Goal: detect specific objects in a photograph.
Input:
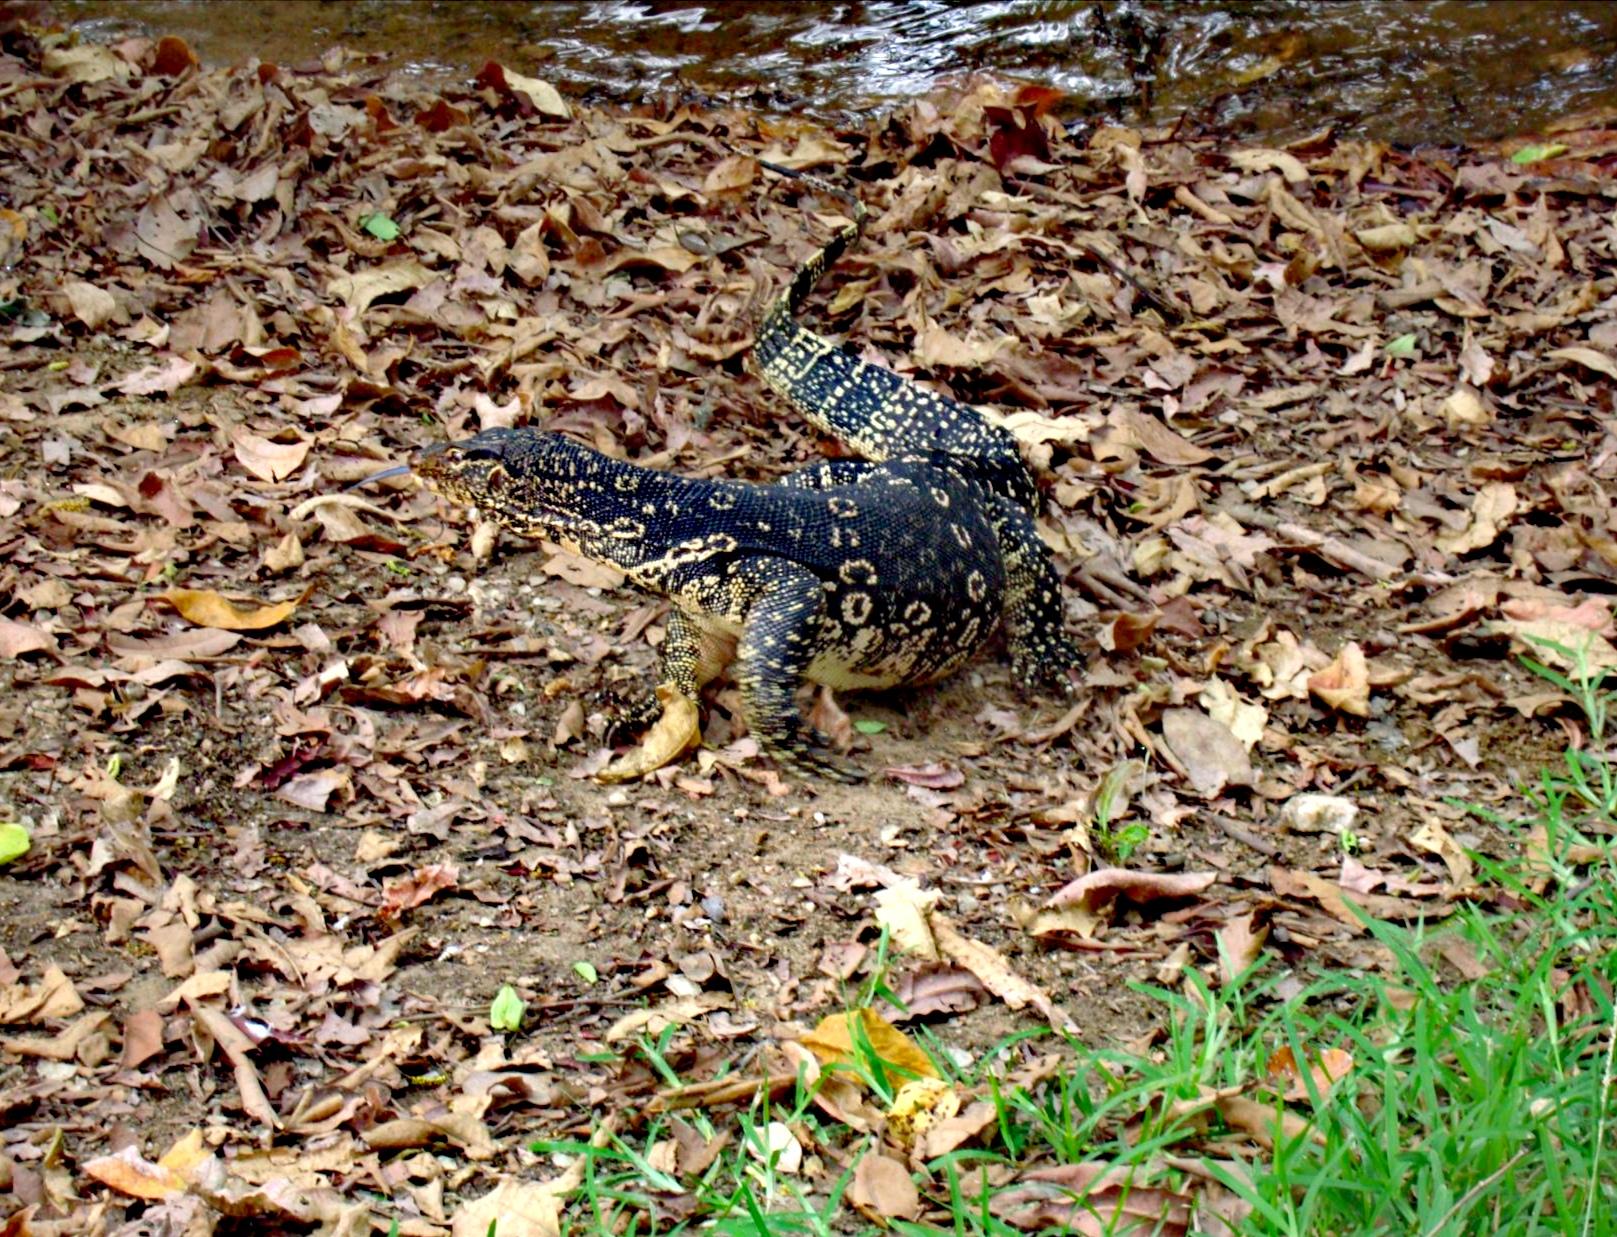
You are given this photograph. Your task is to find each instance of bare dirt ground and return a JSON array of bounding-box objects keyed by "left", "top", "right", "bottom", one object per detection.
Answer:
[{"left": 2, "top": 18, "right": 1615, "bottom": 1235}]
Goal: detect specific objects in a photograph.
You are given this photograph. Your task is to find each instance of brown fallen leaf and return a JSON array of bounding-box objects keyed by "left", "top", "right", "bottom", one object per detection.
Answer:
[
  {"left": 276, "top": 767, "right": 351, "bottom": 813},
  {"left": 1215, "top": 1093, "right": 1320, "bottom": 1150},
  {"left": 161, "top": 587, "right": 307, "bottom": 631},
  {"left": 703, "top": 154, "right": 757, "bottom": 194},
  {"left": 474, "top": 60, "right": 570, "bottom": 119},
  {"left": 1160, "top": 708, "right": 1253, "bottom": 797},
  {"left": 1110, "top": 407, "right": 1214, "bottom": 466},
  {"left": 1547, "top": 345, "right": 1617, "bottom": 381},
  {"left": 1489, "top": 617, "right": 1617, "bottom": 673},
  {"left": 1435, "top": 482, "right": 1517, "bottom": 556},
  {"left": 1410, "top": 820, "right": 1474, "bottom": 886},
  {"left": 114, "top": 354, "right": 197, "bottom": 395},
  {"left": 1216, "top": 910, "right": 1270, "bottom": 983},
  {"left": 379, "top": 863, "right": 460, "bottom": 919},
  {"left": 0, "top": 618, "right": 55, "bottom": 659},
  {"left": 0, "top": 1009, "right": 112, "bottom": 1060},
  {"left": 63, "top": 280, "right": 119, "bottom": 328},
  {"left": 0, "top": 964, "right": 84, "bottom": 1022},
  {"left": 451, "top": 1179, "right": 564, "bottom": 1237},
  {"left": 328, "top": 260, "right": 435, "bottom": 314},
  {"left": 991, "top": 1162, "right": 1194, "bottom": 1235},
  {"left": 933, "top": 914, "right": 1076, "bottom": 1036},
  {"left": 81, "top": 1145, "right": 187, "bottom": 1201},
  {"left": 848, "top": 1151, "right": 921, "bottom": 1221}
]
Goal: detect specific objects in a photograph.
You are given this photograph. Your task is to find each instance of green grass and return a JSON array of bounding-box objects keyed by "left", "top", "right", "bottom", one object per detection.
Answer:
[{"left": 529, "top": 659, "right": 1617, "bottom": 1236}]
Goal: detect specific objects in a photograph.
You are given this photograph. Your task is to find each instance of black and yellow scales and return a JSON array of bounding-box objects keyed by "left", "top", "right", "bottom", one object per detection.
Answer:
[{"left": 411, "top": 162, "right": 1083, "bottom": 782}]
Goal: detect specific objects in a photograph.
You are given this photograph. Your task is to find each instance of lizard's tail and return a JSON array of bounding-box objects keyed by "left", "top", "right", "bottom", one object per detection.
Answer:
[{"left": 753, "top": 158, "right": 869, "bottom": 324}]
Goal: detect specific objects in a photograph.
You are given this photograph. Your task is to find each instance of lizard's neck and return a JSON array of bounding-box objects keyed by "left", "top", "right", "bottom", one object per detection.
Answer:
[{"left": 488, "top": 439, "right": 723, "bottom": 576}]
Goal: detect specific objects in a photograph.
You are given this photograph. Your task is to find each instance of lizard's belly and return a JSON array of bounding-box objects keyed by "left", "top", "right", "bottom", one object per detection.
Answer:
[{"left": 805, "top": 602, "right": 997, "bottom": 690}]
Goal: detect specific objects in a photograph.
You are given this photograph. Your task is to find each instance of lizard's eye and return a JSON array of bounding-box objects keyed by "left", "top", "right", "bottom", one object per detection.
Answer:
[{"left": 461, "top": 443, "right": 504, "bottom": 461}]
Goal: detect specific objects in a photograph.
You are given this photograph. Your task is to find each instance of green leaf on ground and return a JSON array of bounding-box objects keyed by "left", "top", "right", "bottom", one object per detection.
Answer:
[
  {"left": 854, "top": 719, "right": 887, "bottom": 735},
  {"left": 489, "top": 984, "right": 526, "bottom": 1031},
  {"left": 361, "top": 212, "right": 401, "bottom": 240},
  {"left": 1510, "top": 143, "right": 1567, "bottom": 164},
  {"left": 0, "top": 823, "right": 29, "bottom": 865},
  {"left": 1385, "top": 333, "right": 1418, "bottom": 358}
]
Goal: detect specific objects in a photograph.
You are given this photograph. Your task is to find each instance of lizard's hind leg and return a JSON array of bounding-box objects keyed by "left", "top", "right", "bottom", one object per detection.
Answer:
[{"left": 731, "top": 558, "right": 868, "bottom": 784}]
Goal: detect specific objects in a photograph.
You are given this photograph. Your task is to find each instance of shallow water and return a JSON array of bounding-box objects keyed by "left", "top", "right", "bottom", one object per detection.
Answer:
[{"left": 58, "top": 0, "right": 1617, "bottom": 144}]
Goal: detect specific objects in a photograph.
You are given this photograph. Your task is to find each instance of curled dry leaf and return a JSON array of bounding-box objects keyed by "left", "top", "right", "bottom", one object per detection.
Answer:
[
  {"left": 63, "top": 280, "right": 119, "bottom": 328},
  {"left": 597, "top": 684, "right": 701, "bottom": 783},
  {"left": 114, "top": 355, "right": 197, "bottom": 396},
  {"left": 328, "top": 260, "right": 434, "bottom": 314},
  {"left": 0, "top": 964, "right": 83, "bottom": 1023},
  {"left": 81, "top": 1146, "right": 187, "bottom": 1201},
  {"left": 1048, "top": 868, "right": 1218, "bottom": 913},
  {"left": 1435, "top": 482, "right": 1517, "bottom": 556},
  {"left": 1266, "top": 1045, "right": 1354, "bottom": 1102},
  {"left": 1410, "top": 820, "right": 1474, "bottom": 885},
  {"left": 1199, "top": 679, "right": 1267, "bottom": 749},
  {"left": 163, "top": 587, "right": 306, "bottom": 631},
  {"left": 275, "top": 767, "right": 351, "bottom": 813},
  {"left": 1547, "top": 345, "right": 1617, "bottom": 380},
  {"left": 379, "top": 863, "right": 461, "bottom": 919},
  {"left": 1307, "top": 641, "right": 1370, "bottom": 716},
  {"left": 1216, "top": 910, "right": 1270, "bottom": 983},
  {"left": 233, "top": 429, "right": 311, "bottom": 483},
  {"left": 474, "top": 60, "right": 571, "bottom": 119}
]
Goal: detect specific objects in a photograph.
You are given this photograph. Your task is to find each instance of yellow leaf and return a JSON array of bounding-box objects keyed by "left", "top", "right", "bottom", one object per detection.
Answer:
[
  {"left": 884, "top": 1077, "right": 959, "bottom": 1153},
  {"left": 82, "top": 1146, "right": 186, "bottom": 1200},
  {"left": 158, "top": 1127, "right": 209, "bottom": 1178},
  {"left": 598, "top": 684, "right": 700, "bottom": 783},
  {"left": 162, "top": 588, "right": 306, "bottom": 631},
  {"left": 500, "top": 67, "right": 570, "bottom": 119},
  {"left": 800, "top": 1008, "right": 938, "bottom": 1080}
]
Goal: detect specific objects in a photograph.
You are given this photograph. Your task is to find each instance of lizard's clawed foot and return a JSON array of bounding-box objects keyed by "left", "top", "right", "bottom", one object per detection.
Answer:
[
  {"left": 598, "top": 688, "right": 661, "bottom": 744},
  {"left": 597, "top": 685, "right": 702, "bottom": 784},
  {"left": 1011, "top": 633, "right": 1083, "bottom": 698}
]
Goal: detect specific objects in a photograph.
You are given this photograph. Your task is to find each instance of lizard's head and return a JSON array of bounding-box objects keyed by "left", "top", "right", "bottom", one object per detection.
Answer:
[
  {"left": 413, "top": 427, "right": 529, "bottom": 510},
  {"left": 413, "top": 427, "right": 617, "bottom": 540}
]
